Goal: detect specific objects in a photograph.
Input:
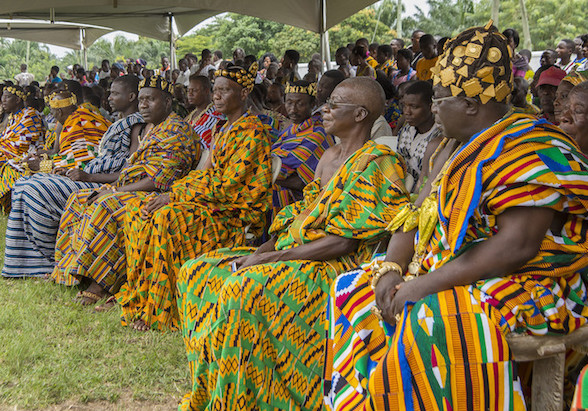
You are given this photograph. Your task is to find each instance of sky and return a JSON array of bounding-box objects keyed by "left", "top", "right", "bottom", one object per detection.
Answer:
[{"left": 46, "top": 0, "right": 431, "bottom": 58}]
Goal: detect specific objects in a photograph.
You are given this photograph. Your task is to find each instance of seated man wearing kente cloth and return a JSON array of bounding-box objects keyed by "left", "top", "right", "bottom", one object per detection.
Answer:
[
  {"left": 51, "top": 76, "right": 200, "bottom": 306},
  {"left": 116, "top": 64, "right": 272, "bottom": 332},
  {"left": 1, "top": 75, "right": 144, "bottom": 279},
  {"left": 175, "top": 77, "right": 409, "bottom": 410},
  {"left": 324, "top": 23, "right": 588, "bottom": 411},
  {"left": 271, "top": 80, "right": 335, "bottom": 216},
  {"left": 184, "top": 74, "right": 224, "bottom": 150},
  {"left": 0, "top": 85, "right": 45, "bottom": 210}
]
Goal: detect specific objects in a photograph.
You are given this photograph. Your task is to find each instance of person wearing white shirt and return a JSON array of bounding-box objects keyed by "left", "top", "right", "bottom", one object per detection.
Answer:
[
  {"left": 14, "top": 64, "right": 34, "bottom": 87},
  {"left": 176, "top": 59, "right": 191, "bottom": 87}
]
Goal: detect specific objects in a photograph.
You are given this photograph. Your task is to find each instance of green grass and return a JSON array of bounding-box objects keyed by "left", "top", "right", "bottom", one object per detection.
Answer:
[{"left": 0, "top": 215, "right": 190, "bottom": 410}]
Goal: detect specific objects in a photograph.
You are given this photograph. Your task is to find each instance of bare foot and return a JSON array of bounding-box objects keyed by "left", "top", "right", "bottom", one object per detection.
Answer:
[{"left": 131, "top": 319, "right": 150, "bottom": 332}]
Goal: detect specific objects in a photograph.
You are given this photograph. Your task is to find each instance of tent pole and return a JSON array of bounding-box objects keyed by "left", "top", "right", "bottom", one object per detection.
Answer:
[
  {"left": 169, "top": 13, "right": 177, "bottom": 70},
  {"left": 320, "top": 0, "right": 331, "bottom": 70},
  {"left": 81, "top": 28, "right": 88, "bottom": 69}
]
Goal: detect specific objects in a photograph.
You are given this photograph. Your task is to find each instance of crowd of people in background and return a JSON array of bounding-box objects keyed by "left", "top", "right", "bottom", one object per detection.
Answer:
[{"left": 1, "top": 20, "right": 588, "bottom": 411}]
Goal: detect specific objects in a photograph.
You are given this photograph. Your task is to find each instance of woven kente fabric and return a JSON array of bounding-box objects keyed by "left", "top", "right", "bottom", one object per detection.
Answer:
[
  {"left": 176, "top": 140, "right": 408, "bottom": 410},
  {"left": 115, "top": 111, "right": 272, "bottom": 332},
  {"left": 271, "top": 111, "right": 335, "bottom": 217},
  {"left": 1, "top": 112, "right": 143, "bottom": 278},
  {"left": 324, "top": 111, "right": 588, "bottom": 410},
  {"left": 50, "top": 112, "right": 200, "bottom": 289}
]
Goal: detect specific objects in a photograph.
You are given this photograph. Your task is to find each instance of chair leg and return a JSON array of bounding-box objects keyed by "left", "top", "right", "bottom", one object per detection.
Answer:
[{"left": 531, "top": 352, "right": 565, "bottom": 411}]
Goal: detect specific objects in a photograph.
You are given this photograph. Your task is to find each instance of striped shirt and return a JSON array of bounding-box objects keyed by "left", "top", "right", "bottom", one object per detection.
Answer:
[{"left": 84, "top": 112, "right": 144, "bottom": 174}]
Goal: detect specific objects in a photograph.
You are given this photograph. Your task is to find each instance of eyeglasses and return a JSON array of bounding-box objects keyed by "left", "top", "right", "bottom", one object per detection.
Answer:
[
  {"left": 324, "top": 97, "right": 366, "bottom": 110},
  {"left": 431, "top": 95, "right": 457, "bottom": 105}
]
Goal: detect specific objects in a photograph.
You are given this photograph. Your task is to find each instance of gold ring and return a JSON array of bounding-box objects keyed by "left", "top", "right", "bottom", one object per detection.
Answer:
[
  {"left": 395, "top": 313, "right": 402, "bottom": 323},
  {"left": 370, "top": 305, "right": 383, "bottom": 321}
]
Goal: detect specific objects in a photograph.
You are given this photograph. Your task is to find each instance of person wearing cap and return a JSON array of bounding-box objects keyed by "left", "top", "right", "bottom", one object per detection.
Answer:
[
  {"left": 1, "top": 75, "right": 145, "bottom": 279},
  {"left": 115, "top": 63, "right": 273, "bottom": 332},
  {"left": 325, "top": 22, "right": 588, "bottom": 410},
  {"left": 175, "top": 76, "right": 408, "bottom": 410},
  {"left": 554, "top": 71, "right": 588, "bottom": 129},
  {"left": 271, "top": 80, "right": 335, "bottom": 217},
  {"left": 537, "top": 65, "right": 567, "bottom": 123},
  {"left": 0, "top": 85, "right": 45, "bottom": 210},
  {"left": 50, "top": 75, "right": 200, "bottom": 306}
]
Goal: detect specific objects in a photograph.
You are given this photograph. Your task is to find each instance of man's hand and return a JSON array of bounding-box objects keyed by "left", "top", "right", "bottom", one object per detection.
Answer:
[
  {"left": 374, "top": 272, "right": 405, "bottom": 324},
  {"left": 140, "top": 194, "right": 170, "bottom": 220},
  {"left": 66, "top": 168, "right": 93, "bottom": 182},
  {"left": 86, "top": 186, "right": 115, "bottom": 206},
  {"left": 232, "top": 251, "right": 274, "bottom": 271},
  {"left": 23, "top": 155, "right": 41, "bottom": 172}
]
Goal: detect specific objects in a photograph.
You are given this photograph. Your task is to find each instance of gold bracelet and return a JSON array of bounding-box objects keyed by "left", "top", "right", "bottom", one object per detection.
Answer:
[
  {"left": 39, "top": 159, "right": 53, "bottom": 174},
  {"left": 371, "top": 261, "right": 403, "bottom": 290}
]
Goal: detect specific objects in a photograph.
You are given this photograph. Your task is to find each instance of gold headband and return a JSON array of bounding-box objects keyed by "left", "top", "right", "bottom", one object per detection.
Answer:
[
  {"left": 214, "top": 62, "right": 258, "bottom": 91},
  {"left": 4, "top": 86, "right": 28, "bottom": 101},
  {"left": 285, "top": 82, "right": 317, "bottom": 97},
  {"left": 50, "top": 94, "right": 77, "bottom": 109},
  {"left": 431, "top": 21, "right": 512, "bottom": 104}
]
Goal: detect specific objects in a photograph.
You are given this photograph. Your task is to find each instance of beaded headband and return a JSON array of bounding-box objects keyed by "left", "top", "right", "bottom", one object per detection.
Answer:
[
  {"left": 50, "top": 93, "right": 77, "bottom": 109},
  {"left": 139, "top": 75, "right": 174, "bottom": 95},
  {"left": 4, "top": 86, "right": 28, "bottom": 101},
  {"left": 285, "top": 82, "right": 317, "bottom": 97},
  {"left": 431, "top": 21, "right": 512, "bottom": 104},
  {"left": 214, "top": 62, "right": 258, "bottom": 91}
]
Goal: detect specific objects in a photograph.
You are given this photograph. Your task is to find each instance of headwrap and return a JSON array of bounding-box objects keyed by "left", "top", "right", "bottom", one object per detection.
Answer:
[
  {"left": 431, "top": 21, "right": 513, "bottom": 104},
  {"left": 49, "top": 92, "right": 77, "bottom": 109},
  {"left": 285, "top": 81, "right": 317, "bottom": 97},
  {"left": 562, "top": 71, "right": 588, "bottom": 87},
  {"left": 214, "top": 62, "right": 257, "bottom": 90},
  {"left": 139, "top": 75, "right": 174, "bottom": 95},
  {"left": 4, "top": 86, "right": 28, "bottom": 102}
]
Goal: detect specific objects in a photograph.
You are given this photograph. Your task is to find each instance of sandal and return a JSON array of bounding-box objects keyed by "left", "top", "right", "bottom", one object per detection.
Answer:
[
  {"left": 76, "top": 291, "right": 104, "bottom": 306},
  {"left": 94, "top": 295, "right": 117, "bottom": 312}
]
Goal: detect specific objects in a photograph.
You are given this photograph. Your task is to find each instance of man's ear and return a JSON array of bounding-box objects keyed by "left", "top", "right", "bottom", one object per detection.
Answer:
[
  {"left": 354, "top": 107, "right": 369, "bottom": 123},
  {"left": 241, "top": 87, "right": 250, "bottom": 102},
  {"left": 463, "top": 97, "right": 480, "bottom": 116},
  {"left": 128, "top": 91, "right": 138, "bottom": 103}
]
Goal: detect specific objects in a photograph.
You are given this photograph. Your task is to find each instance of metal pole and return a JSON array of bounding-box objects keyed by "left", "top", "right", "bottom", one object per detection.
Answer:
[
  {"left": 26, "top": 40, "right": 30, "bottom": 68},
  {"left": 81, "top": 28, "right": 88, "bottom": 69},
  {"left": 491, "top": 0, "right": 500, "bottom": 28},
  {"left": 519, "top": 0, "right": 532, "bottom": 50},
  {"left": 169, "top": 13, "right": 177, "bottom": 70},
  {"left": 396, "top": 0, "right": 402, "bottom": 38},
  {"left": 320, "top": 0, "right": 331, "bottom": 70}
]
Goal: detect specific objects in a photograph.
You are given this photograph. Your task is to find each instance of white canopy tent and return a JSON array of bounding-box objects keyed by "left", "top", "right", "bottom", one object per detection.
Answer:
[
  {"left": 0, "top": 19, "right": 111, "bottom": 49},
  {"left": 0, "top": 0, "right": 380, "bottom": 68}
]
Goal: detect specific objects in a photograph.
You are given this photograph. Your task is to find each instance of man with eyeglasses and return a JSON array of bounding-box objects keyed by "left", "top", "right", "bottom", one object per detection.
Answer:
[{"left": 174, "top": 76, "right": 410, "bottom": 410}]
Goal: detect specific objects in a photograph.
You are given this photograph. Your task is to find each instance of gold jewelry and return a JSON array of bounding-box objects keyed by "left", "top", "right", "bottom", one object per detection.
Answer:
[
  {"left": 371, "top": 261, "right": 403, "bottom": 290},
  {"left": 5, "top": 86, "right": 28, "bottom": 101},
  {"left": 394, "top": 313, "right": 402, "bottom": 323},
  {"left": 285, "top": 82, "right": 317, "bottom": 97},
  {"left": 214, "top": 62, "right": 258, "bottom": 90},
  {"left": 50, "top": 94, "right": 77, "bottom": 109},
  {"left": 371, "top": 306, "right": 383, "bottom": 321},
  {"left": 139, "top": 75, "right": 174, "bottom": 95}
]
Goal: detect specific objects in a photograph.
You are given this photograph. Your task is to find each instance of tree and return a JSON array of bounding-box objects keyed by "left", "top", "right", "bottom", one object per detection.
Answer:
[{"left": 0, "top": 39, "right": 58, "bottom": 83}]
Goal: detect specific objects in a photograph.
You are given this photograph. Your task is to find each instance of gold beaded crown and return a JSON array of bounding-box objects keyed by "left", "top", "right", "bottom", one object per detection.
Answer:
[
  {"left": 138, "top": 75, "right": 174, "bottom": 95},
  {"left": 431, "top": 21, "right": 513, "bottom": 104},
  {"left": 285, "top": 81, "right": 317, "bottom": 97},
  {"left": 50, "top": 92, "right": 77, "bottom": 109},
  {"left": 214, "top": 62, "right": 258, "bottom": 90},
  {"left": 4, "top": 86, "right": 28, "bottom": 101}
]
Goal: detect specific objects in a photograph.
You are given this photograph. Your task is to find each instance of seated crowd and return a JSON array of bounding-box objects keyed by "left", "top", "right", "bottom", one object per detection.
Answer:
[{"left": 2, "top": 21, "right": 588, "bottom": 410}]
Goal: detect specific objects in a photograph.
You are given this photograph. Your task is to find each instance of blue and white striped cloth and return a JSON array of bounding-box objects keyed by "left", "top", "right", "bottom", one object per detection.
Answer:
[{"left": 1, "top": 112, "right": 144, "bottom": 278}]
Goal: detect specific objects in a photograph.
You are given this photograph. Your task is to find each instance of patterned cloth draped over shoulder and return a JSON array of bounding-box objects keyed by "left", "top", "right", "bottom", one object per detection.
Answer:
[
  {"left": 116, "top": 111, "right": 273, "bottom": 332},
  {"left": 52, "top": 106, "right": 110, "bottom": 170},
  {"left": 51, "top": 112, "right": 199, "bottom": 290},
  {"left": 271, "top": 112, "right": 335, "bottom": 217},
  {"left": 175, "top": 140, "right": 409, "bottom": 410},
  {"left": 325, "top": 112, "right": 588, "bottom": 411},
  {"left": 0, "top": 107, "right": 46, "bottom": 211}
]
